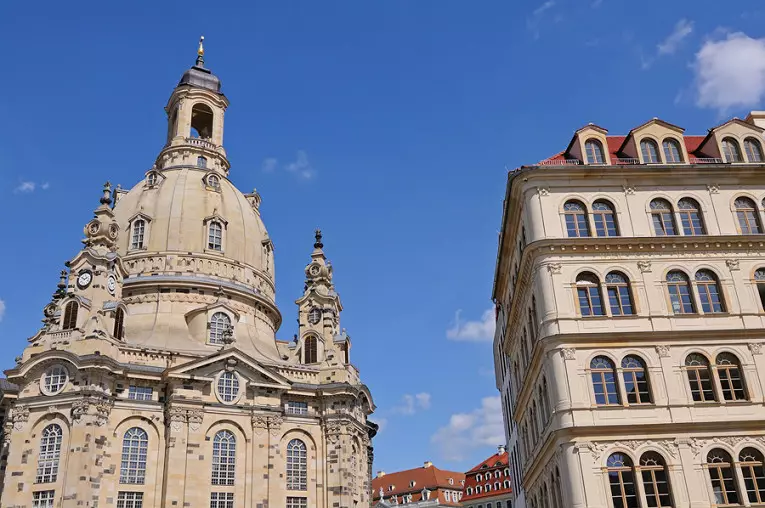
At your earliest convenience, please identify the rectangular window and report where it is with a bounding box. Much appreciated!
[32,491,56,508]
[128,386,153,401]
[286,401,309,415]
[287,497,308,508]
[210,493,234,508]
[117,492,144,508]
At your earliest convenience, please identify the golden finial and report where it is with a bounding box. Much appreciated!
[198,36,205,57]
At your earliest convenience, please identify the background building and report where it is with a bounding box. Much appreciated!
[461,446,512,508]
[0,40,376,508]
[493,114,765,508]
[372,462,465,508]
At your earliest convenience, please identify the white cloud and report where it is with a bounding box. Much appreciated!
[446,308,495,342]
[526,1,556,40]
[14,181,35,193]
[694,32,765,113]
[285,150,317,181]
[431,396,506,462]
[41,182,50,190]
[657,19,694,55]
[0,299,5,323]
[392,392,432,415]
[261,158,278,173]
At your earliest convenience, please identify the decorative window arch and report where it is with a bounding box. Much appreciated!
[120,427,148,484]
[662,138,683,163]
[605,271,634,316]
[209,312,232,345]
[304,335,318,364]
[621,355,651,404]
[744,137,764,162]
[286,439,308,490]
[638,452,673,507]
[606,453,638,508]
[63,301,78,330]
[667,271,695,314]
[563,200,590,238]
[592,200,618,237]
[576,272,604,316]
[739,447,765,504]
[641,138,661,163]
[734,197,762,235]
[590,356,620,406]
[716,353,747,401]
[131,219,146,250]
[722,137,743,163]
[584,139,606,164]
[113,308,125,339]
[650,199,677,236]
[677,198,705,236]
[208,220,223,251]
[706,449,740,505]
[695,270,725,313]
[36,424,63,483]
[685,353,716,402]
[211,430,236,485]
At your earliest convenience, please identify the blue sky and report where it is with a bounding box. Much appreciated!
[2,0,765,474]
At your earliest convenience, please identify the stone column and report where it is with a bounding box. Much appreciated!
[562,442,588,508]
[161,406,190,508]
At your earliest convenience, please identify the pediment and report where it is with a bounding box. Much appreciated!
[128,211,153,223]
[166,348,291,390]
[184,301,241,322]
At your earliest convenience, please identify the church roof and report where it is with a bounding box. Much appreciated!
[178,36,222,93]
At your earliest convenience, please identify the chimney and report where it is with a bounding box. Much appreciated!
[423,461,433,468]
[498,444,506,455]
[745,111,765,130]
[377,471,386,478]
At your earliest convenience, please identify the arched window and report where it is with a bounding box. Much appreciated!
[304,336,318,364]
[584,139,606,164]
[621,355,651,404]
[685,354,716,402]
[563,200,590,238]
[197,156,208,168]
[211,430,236,485]
[131,219,146,250]
[113,308,125,339]
[755,268,765,311]
[716,353,747,401]
[209,312,231,345]
[663,139,683,163]
[207,173,220,189]
[542,377,552,422]
[208,221,223,250]
[216,372,240,403]
[734,197,762,234]
[606,453,638,508]
[641,139,661,163]
[667,271,695,314]
[554,468,563,508]
[36,424,63,483]
[638,452,673,507]
[707,449,740,505]
[745,137,764,162]
[494,481,500,490]
[191,103,214,139]
[650,199,677,236]
[695,270,725,313]
[120,427,148,484]
[147,172,158,186]
[677,198,705,236]
[576,272,604,316]
[62,301,78,330]
[590,356,620,405]
[286,439,308,490]
[605,271,634,316]
[592,200,618,237]
[722,137,743,163]
[740,448,765,504]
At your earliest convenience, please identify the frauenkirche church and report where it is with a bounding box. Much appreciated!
[0,39,377,508]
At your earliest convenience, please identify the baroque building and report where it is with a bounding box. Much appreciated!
[492,114,765,508]
[372,462,464,508]
[0,39,376,508]
[461,446,512,508]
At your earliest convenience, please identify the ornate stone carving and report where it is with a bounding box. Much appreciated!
[268,415,284,437]
[637,260,652,273]
[71,398,89,424]
[749,343,763,355]
[9,404,29,432]
[166,407,187,431]
[536,187,550,197]
[187,409,203,431]
[707,184,720,194]
[72,396,113,426]
[561,348,576,360]
[252,414,269,435]
[94,397,114,426]
[623,185,636,196]
[726,259,740,271]
[655,345,670,358]
[547,263,562,275]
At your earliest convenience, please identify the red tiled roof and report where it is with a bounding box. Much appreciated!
[538,134,708,165]
[463,452,512,501]
[372,465,465,505]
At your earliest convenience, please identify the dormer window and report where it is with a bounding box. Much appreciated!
[206,173,220,190]
[584,139,605,164]
[409,481,416,488]
[197,156,208,168]
[745,137,764,162]
[209,312,231,344]
[208,221,223,251]
[662,138,683,163]
[146,172,159,186]
[640,139,660,163]
[131,219,146,250]
[722,137,743,163]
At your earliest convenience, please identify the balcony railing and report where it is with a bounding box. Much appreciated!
[690,157,724,164]
[538,159,581,166]
[615,158,640,165]
[185,137,218,150]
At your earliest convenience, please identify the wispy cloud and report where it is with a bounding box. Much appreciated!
[526,1,556,40]
[392,393,432,415]
[658,19,694,55]
[285,150,317,181]
[374,418,388,433]
[13,181,49,194]
[261,158,278,173]
[431,396,505,462]
[446,308,495,343]
[0,299,5,323]
[694,31,765,113]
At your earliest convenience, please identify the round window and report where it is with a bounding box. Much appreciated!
[41,365,69,395]
[216,371,240,403]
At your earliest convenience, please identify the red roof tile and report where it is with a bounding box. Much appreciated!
[463,451,512,501]
[538,134,711,165]
[372,465,465,505]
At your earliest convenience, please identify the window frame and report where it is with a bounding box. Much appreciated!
[716,353,747,402]
[640,138,661,163]
[211,429,237,486]
[706,448,741,506]
[606,453,639,508]
[590,356,621,406]
[662,138,683,163]
[734,197,763,235]
[684,353,717,402]
[621,355,652,405]
[576,272,605,317]
[286,439,308,491]
[41,365,69,396]
[215,371,241,404]
[119,427,149,485]
[592,200,619,237]
[605,271,634,316]
[677,198,706,236]
[739,447,765,504]
[744,137,764,163]
[36,424,63,484]
[650,199,678,236]
[722,137,744,163]
[695,270,726,314]
[584,139,606,164]
[666,271,696,315]
[637,452,673,508]
[563,200,591,238]
[209,311,232,345]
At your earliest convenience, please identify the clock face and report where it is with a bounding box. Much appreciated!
[107,275,117,294]
[77,271,92,289]
[309,265,320,276]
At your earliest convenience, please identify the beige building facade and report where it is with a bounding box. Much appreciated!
[493,114,765,508]
[0,40,376,508]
